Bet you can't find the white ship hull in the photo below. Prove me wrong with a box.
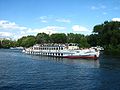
[23,44,100,60]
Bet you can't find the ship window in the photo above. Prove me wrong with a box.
[58,53,60,56]
[69,44,72,46]
[61,53,63,56]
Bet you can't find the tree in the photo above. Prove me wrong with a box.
[36,33,50,44]
[89,21,120,55]
[17,36,26,46]
[67,33,90,48]
[50,33,67,43]
[1,39,11,48]
[79,36,90,48]
[67,33,76,43]
[17,36,36,47]
[93,24,104,34]
[0,40,2,48]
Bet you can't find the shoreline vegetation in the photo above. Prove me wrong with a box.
[0,21,120,56]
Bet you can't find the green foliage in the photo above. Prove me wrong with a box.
[1,39,11,48]
[87,34,100,46]
[67,33,76,43]
[17,35,36,47]
[50,33,67,43]
[36,33,50,44]
[67,33,90,48]
[0,42,2,48]
[93,24,104,34]
[0,33,90,49]
[89,21,120,55]
[0,39,17,48]
[17,36,26,46]
[79,37,90,48]
[15,33,90,48]
[104,44,120,55]
[2,20,119,52]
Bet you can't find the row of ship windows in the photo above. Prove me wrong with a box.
[46,53,63,56]
[33,47,64,50]
[31,52,64,56]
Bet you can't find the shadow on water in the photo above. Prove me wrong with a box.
[99,53,120,69]
[30,54,100,69]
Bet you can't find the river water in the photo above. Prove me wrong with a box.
[0,49,120,90]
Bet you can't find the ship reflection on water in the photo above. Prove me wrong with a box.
[30,55,100,68]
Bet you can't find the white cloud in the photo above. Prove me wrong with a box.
[38,16,71,23]
[0,20,67,39]
[72,25,89,32]
[39,16,47,20]
[91,5,106,10]
[0,20,27,30]
[13,34,28,40]
[27,26,66,34]
[91,6,98,10]
[0,32,12,37]
[103,12,107,15]
[41,20,48,23]
[20,31,26,34]
[112,18,120,21]
[39,16,48,23]
[56,18,71,23]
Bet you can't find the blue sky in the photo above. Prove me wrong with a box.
[0,0,120,40]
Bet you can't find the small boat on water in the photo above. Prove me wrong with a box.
[23,43,100,60]
[10,47,24,50]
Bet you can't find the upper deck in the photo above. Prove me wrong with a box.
[32,43,79,51]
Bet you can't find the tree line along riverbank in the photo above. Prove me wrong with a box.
[0,21,120,55]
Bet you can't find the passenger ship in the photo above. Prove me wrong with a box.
[23,43,100,60]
